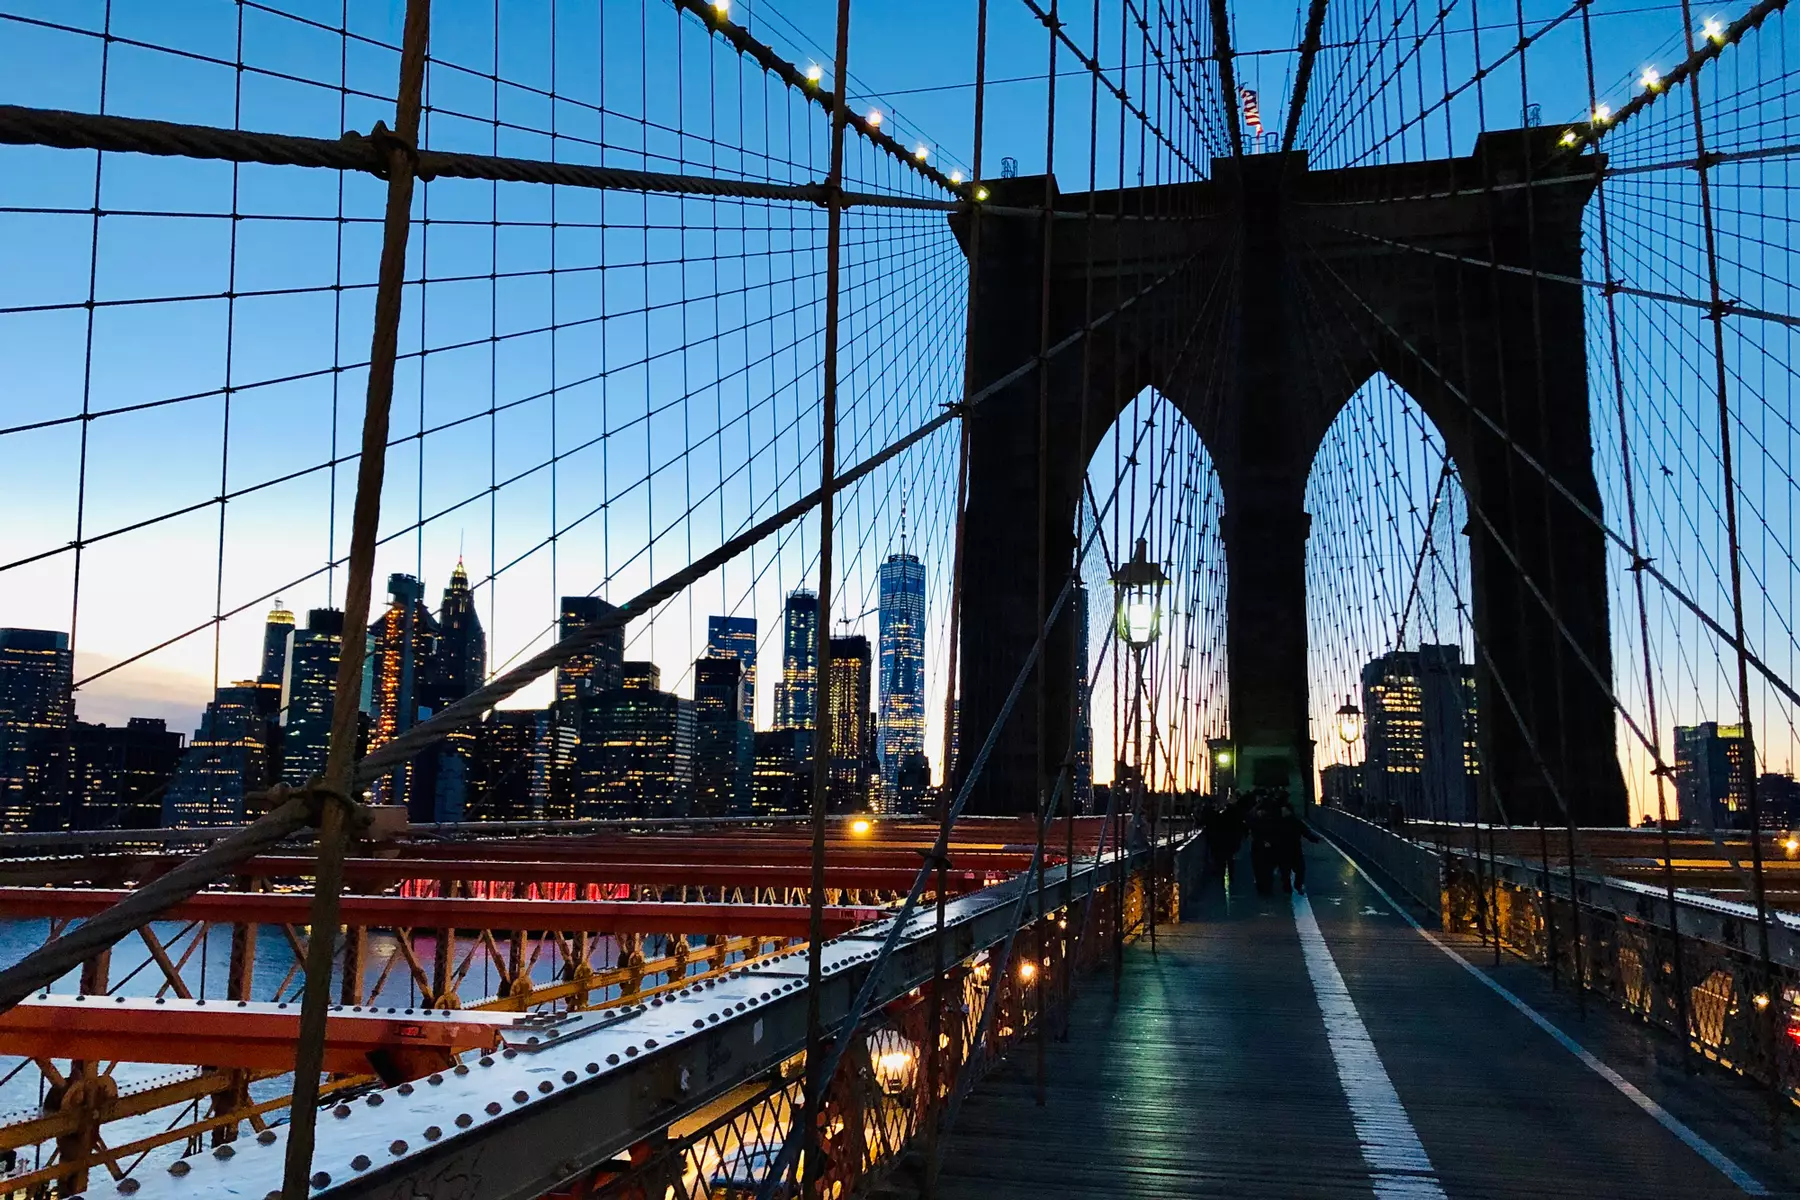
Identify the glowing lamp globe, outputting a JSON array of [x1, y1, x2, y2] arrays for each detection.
[[1112, 537, 1170, 648], [1335, 696, 1363, 745]]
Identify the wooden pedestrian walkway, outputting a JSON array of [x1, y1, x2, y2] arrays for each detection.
[[934, 841, 1794, 1199]]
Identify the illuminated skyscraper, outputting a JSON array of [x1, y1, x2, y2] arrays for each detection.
[[0, 629, 73, 832], [557, 596, 625, 705], [828, 634, 872, 810], [753, 728, 809, 814], [693, 654, 754, 815], [877, 547, 927, 806], [775, 590, 820, 731], [368, 574, 441, 810], [1361, 644, 1478, 821], [281, 608, 342, 786], [576, 662, 694, 817], [466, 709, 540, 821], [706, 615, 758, 721], [1674, 722, 1755, 829], [259, 602, 296, 687], [163, 684, 274, 827]]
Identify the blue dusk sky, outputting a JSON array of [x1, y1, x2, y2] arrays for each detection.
[[2, 0, 1787, 811]]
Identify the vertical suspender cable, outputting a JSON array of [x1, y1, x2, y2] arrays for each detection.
[[1579, 0, 1694, 1064], [924, 3, 987, 1189], [1032, 0, 1061, 1110], [801, 2, 853, 1193], [281, 0, 431, 1195]]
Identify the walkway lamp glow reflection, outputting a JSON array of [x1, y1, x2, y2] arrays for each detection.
[[1112, 537, 1170, 649], [1336, 696, 1363, 745]]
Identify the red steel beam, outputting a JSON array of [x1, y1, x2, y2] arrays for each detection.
[[231, 857, 987, 890], [0, 888, 881, 936], [0, 995, 516, 1079]]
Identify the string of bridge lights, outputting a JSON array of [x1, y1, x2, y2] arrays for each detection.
[[1560, 12, 1744, 147]]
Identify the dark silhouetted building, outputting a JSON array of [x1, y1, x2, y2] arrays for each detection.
[[1073, 583, 1093, 812], [576, 662, 694, 817], [828, 635, 872, 810], [1759, 772, 1800, 828], [1320, 762, 1365, 811], [0, 629, 73, 832], [73, 718, 183, 830], [775, 590, 819, 731], [428, 560, 486, 711], [878, 548, 926, 809], [753, 727, 809, 815], [706, 615, 758, 723], [465, 709, 541, 821], [1362, 644, 1479, 822], [693, 655, 754, 816], [1675, 722, 1754, 829], [281, 608, 343, 786]]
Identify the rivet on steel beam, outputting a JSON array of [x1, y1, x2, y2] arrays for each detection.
[[454, 1064, 470, 1075], [366, 1094, 385, 1107], [562, 1070, 577, 1083], [585, 1062, 599, 1074], [429, 1073, 444, 1085], [213, 1144, 235, 1159], [257, 1130, 277, 1146], [626, 1046, 639, 1057], [351, 1154, 371, 1171], [398, 1083, 414, 1095], [607, 1053, 620, 1064], [389, 1140, 408, 1156], [168, 1161, 189, 1176], [513, 1090, 529, 1103], [424, 1126, 442, 1141], [333, 1105, 351, 1119], [456, 1113, 473, 1128], [537, 1081, 554, 1094], [310, 1172, 330, 1188], [485, 1102, 502, 1115], [479, 1056, 494, 1067]]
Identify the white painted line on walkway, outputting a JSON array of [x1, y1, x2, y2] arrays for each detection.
[[1292, 892, 1448, 1200], [1327, 841, 1769, 1197]]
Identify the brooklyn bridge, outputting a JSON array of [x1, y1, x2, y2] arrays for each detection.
[[0, 0, 1796, 1195]]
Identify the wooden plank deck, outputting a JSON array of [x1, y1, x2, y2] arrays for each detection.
[[934, 842, 1793, 1199]]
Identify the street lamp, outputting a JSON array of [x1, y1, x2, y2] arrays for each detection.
[[1112, 538, 1170, 648], [1336, 696, 1363, 745], [1112, 537, 1168, 954]]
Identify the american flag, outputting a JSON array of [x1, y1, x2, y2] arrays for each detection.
[[1240, 87, 1264, 138]]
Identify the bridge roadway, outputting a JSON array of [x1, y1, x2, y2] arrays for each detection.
[[936, 840, 1796, 1199]]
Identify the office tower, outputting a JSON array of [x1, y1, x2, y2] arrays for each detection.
[[827, 634, 872, 810], [281, 608, 343, 786], [775, 590, 820, 730], [529, 710, 579, 821], [557, 596, 625, 705], [693, 655, 755, 816], [576, 662, 694, 817], [1072, 583, 1093, 811], [428, 559, 487, 712], [259, 602, 296, 687], [878, 547, 927, 803], [466, 709, 541, 821], [1757, 772, 1800, 828], [1361, 643, 1480, 821], [72, 718, 184, 830], [163, 684, 274, 827], [0, 629, 74, 831], [707, 615, 758, 721], [368, 574, 441, 809], [753, 727, 809, 815], [1674, 722, 1755, 829]]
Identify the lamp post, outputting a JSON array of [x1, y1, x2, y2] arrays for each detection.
[[1333, 696, 1363, 812], [1113, 538, 1168, 955]]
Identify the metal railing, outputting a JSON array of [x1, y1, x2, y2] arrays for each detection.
[[1313, 806, 1800, 1105]]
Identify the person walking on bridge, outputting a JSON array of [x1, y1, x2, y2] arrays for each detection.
[[1274, 800, 1322, 895]]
